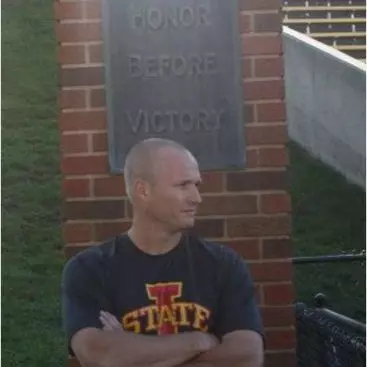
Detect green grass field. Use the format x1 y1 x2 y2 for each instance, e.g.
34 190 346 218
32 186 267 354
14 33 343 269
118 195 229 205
2 0 365 366
2 0 66 365
290 141 365 321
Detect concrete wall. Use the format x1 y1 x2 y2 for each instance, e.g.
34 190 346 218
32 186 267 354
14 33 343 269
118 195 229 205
283 26 366 188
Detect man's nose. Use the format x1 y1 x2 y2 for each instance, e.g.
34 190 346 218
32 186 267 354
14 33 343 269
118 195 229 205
191 186 202 204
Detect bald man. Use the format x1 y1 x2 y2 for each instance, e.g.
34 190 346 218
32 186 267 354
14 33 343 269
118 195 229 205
62 138 264 367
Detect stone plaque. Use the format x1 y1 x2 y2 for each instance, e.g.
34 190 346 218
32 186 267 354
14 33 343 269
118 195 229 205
102 0 246 172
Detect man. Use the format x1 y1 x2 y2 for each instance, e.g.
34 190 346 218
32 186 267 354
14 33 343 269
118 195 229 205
62 138 264 367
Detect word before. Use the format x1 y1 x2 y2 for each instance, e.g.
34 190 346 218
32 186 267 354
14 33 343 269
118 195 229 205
125 109 224 133
128 53 218 78
131 5 211 30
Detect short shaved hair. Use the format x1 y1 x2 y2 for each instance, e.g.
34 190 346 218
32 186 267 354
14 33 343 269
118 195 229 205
123 138 191 201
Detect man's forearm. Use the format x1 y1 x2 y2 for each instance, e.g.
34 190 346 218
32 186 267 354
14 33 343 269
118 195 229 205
79 329 213 367
105 331 201 367
178 343 253 367
179 344 260 367
178 331 263 367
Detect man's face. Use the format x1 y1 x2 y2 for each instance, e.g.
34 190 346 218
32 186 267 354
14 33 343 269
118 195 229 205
143 148 202 232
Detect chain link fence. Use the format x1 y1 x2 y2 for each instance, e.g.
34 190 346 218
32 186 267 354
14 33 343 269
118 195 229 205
295 301 365 367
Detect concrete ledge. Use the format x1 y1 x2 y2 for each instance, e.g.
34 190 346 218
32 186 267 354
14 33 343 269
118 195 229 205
283 26 366 188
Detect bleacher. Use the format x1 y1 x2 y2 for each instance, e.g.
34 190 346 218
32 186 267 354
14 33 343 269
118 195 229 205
283 0 366 61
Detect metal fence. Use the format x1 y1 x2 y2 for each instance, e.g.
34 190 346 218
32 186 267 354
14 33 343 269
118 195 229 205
295 301 365 367
293 253 366 367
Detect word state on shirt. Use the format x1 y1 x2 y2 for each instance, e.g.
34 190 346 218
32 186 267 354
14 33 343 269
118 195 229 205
121 282 211 335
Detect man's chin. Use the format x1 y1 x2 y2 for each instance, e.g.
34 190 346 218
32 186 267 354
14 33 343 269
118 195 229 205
180 217 196 229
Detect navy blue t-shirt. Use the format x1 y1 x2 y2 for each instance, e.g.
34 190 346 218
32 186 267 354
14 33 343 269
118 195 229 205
61 233 263 355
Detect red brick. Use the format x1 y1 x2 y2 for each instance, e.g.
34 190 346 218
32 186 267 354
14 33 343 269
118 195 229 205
242 35 282 56
263 283 295 305
65 244 91 259
59 111 107 132
58 89 86 109
63 222 94 243
265 328 296 350
227 215 291 237
62 155 108 175
126 200 133 219
198 194 257 216
200 172 224 193
240 0 282 11
94 176 126 197
54 2 83 20
85 1 102 19
265 351 297 367
262 238 293 259
259 147 289 167
246 124 288 145
244 103 255 123
250 261 293 282
254 12 282 33
239 13 252 33
90 88 105 107
241 58 253 78
261 306 295 327
257 102 286 123
227 170 288 192
60 67 104 87
192 219 224 238
223 239 260 260
244 79 284 101
64 200 125 220
254 56 284 77
260 193 291 214
92 132 108 152
61 133 89 154
95 221 131 241
254 283 263 304
58 45 86 65
63 178 90 198
88 44 103 63
55 23 101 43
246 148 258 168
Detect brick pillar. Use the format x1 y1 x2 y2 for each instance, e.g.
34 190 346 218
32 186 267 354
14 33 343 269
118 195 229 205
55 0 296 366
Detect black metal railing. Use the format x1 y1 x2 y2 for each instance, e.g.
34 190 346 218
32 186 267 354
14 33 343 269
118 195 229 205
292 253 366 367
295 299 365 367
292 252 366 265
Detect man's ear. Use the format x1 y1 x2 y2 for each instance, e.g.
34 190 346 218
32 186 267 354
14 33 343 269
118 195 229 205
134 179 150 200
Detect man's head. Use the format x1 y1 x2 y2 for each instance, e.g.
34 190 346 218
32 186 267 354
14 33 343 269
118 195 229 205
124 138 202 232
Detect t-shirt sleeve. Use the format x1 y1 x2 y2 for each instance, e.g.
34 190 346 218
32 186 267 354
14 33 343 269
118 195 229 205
61 251 111 355
213 249 264 340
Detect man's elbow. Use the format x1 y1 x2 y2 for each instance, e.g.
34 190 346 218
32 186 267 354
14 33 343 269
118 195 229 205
71 328 126 367
229 353 262 367
243 352 263 367
223 330 264 367
241 342 264 366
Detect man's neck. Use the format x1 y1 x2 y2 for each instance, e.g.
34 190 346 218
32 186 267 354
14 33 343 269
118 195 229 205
127 220 182 255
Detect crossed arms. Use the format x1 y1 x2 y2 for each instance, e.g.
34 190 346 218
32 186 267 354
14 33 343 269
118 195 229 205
72 311 263 367
63 247 264 367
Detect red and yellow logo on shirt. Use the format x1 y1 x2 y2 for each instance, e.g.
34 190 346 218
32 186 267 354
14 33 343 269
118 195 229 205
122 282 210 334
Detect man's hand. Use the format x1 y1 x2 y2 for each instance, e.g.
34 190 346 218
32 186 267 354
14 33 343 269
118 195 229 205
99 310 124 331
194 331 219 353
